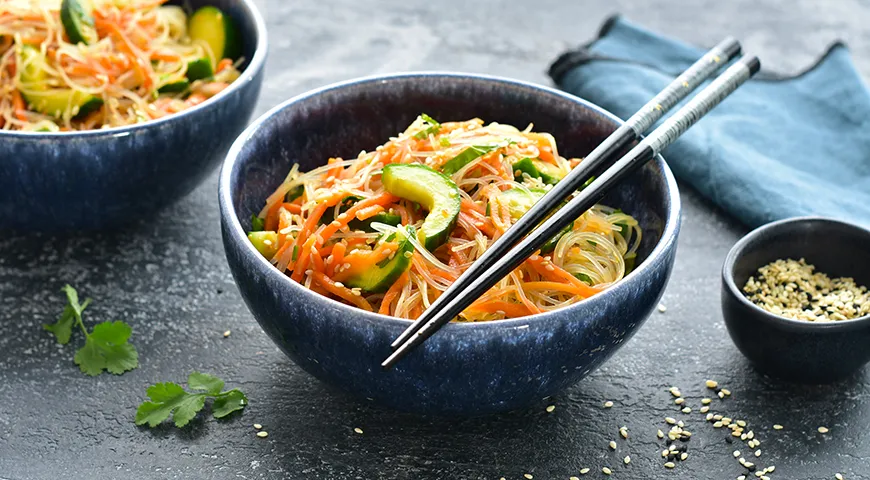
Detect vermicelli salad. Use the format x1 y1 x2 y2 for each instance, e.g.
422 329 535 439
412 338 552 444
248 115 642 321
0 0 242 131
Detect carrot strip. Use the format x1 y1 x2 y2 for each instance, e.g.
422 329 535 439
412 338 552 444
328 242 346 277
525 255 598 298
312 272 373 311
314 192 398 246
12 90 27 122
215 58 233 73
379 272 408 315
264 200 282 231
466 300 532 318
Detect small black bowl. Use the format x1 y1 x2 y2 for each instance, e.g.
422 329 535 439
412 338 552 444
722 216 870 383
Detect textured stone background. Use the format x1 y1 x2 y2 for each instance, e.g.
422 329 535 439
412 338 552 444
2 0 869 479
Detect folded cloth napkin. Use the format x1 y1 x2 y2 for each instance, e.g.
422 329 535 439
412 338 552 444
549 16 870 228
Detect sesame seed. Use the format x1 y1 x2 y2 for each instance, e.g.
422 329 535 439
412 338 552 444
546 405 556 413
657 429 664 439
256 431 269 438
253 424 262 429
602 467 612 475
755 450 761 457
737 420 747 427
714 422 723 428
733 451 741 457
719 391 726 399
524 474 533 479
675 398 685 405
609 441 617 450
701 398 712 405
680 452 688 461
682 407 692 414
580 468 590 475
700 406 710 413
570 477 579 480
722 389 732 396
677 420 685 427
664 462 675 469
768 466 775 473
706 413 714 421
620 427 628 439
658 303 667 313
835 474 843 480
604 401 614 408
738 476 746 480
732 431 742 437
624 456 631 464
706 380 719 389
773 424 783 430
666 417 676 424
669 387 682 397
714 415 723 420
354 427 363 434
223 330 231 338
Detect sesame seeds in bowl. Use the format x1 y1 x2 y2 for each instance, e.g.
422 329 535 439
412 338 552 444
721 216 870 382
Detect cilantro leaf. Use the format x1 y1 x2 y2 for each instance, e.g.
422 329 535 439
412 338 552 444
135 373 249 428
212 389 248 418
188 372 224 396
44 285 92 344
74 320 139 376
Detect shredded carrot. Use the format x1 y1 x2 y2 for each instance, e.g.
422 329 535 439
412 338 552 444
314 192 398 247
12 90 27 122
312 272 373 311
466 301 533 318
379 272 408 315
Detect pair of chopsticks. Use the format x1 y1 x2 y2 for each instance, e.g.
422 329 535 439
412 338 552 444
383 38 759 369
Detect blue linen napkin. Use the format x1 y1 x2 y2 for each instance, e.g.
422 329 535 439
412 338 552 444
549 16 870 228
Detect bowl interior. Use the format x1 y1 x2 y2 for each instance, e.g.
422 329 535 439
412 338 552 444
228 74 673 276
726 217 870 314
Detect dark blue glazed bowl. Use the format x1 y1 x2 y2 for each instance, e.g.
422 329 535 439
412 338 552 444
219 73 681 415
0 0 267 231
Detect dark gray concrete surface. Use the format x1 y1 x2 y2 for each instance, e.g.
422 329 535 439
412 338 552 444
2 1 869 478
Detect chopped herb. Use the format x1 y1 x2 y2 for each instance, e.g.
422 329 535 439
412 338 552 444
587 240 598 247
439 137 451 147
135 372 248 428
574 273 594 285
413 113 441 139
250 214 265 232
291 245 299 261
44 285 139 376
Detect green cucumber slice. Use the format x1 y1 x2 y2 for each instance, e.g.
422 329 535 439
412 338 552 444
382 164 461 251
248 231 278 258
441 145 497 176
185 58 214 81
497 187 570 253
344 226 416 293
512 157 566 185
60 0 98 45
157 79 190 94
188 6 241 61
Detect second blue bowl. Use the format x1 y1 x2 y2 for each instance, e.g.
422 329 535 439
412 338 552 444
219 73 681 415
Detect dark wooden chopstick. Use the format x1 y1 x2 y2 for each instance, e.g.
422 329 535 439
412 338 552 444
384 55 761 369
388 37 742 352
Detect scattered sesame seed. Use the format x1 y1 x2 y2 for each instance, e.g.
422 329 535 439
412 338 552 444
223 330 231 338
706 380 719 389
714 422 723 428
624 456 631 465
738 476 746 480
620 427 629 439
721 389 732 396
546 405 556 413
354 427 363 434
737 420 747 427
706 413 714 421
768 466 775 473
669 387 682 397
602 467 612 475
773 424 783 430
677 420 685 428
664 462 675 469
658 303 667 313
755 450 761 457
604 401 614 408
682 407 692 414
657 429 664 439
675 398 685 405
700 406 710 414
570 477 580 480
701 398 712 405
818 426 829 434
609 441 617 450
732 431 742 437
253 424 262 430
524 474 533 479
256 431 269 438
719 391 726 399
835 474 843 480
733 451 741 458
680 452 689 461
580 468 590 475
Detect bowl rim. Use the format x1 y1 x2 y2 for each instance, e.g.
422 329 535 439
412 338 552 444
0 0 268 139
219 71 682 331
722 215 870 332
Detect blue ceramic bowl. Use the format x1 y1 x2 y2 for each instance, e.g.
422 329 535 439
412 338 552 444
0 0 267 231
219 73 681 415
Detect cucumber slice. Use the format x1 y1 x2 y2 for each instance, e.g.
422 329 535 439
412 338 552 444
188 6 241 61
60 0 98 45
497 188 570 253
185 58 214 81
512 157 566 185
284 185 304 202
343 226 416 294
382 164 461 251
157 79 190 94
18 46 102 118
248 231 278 258
441 145 497 176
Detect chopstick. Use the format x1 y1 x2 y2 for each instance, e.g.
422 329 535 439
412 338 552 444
387 37 742 352
383 55 761 369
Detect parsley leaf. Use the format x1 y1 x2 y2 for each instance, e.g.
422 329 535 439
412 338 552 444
45 285 139 376
135 372 248 428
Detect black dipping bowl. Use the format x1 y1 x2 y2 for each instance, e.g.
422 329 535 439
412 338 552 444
220 73 681 415
722 217 870 383
0 0 266 231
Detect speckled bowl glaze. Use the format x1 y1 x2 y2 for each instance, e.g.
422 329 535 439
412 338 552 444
0 0 266 231
722 217 870 383
219 73 681 415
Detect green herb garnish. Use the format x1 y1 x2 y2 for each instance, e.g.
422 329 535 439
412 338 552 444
250 214 265 232
135 372 248 428
574 273 594 285
413 113 441 139
44 285 139 376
